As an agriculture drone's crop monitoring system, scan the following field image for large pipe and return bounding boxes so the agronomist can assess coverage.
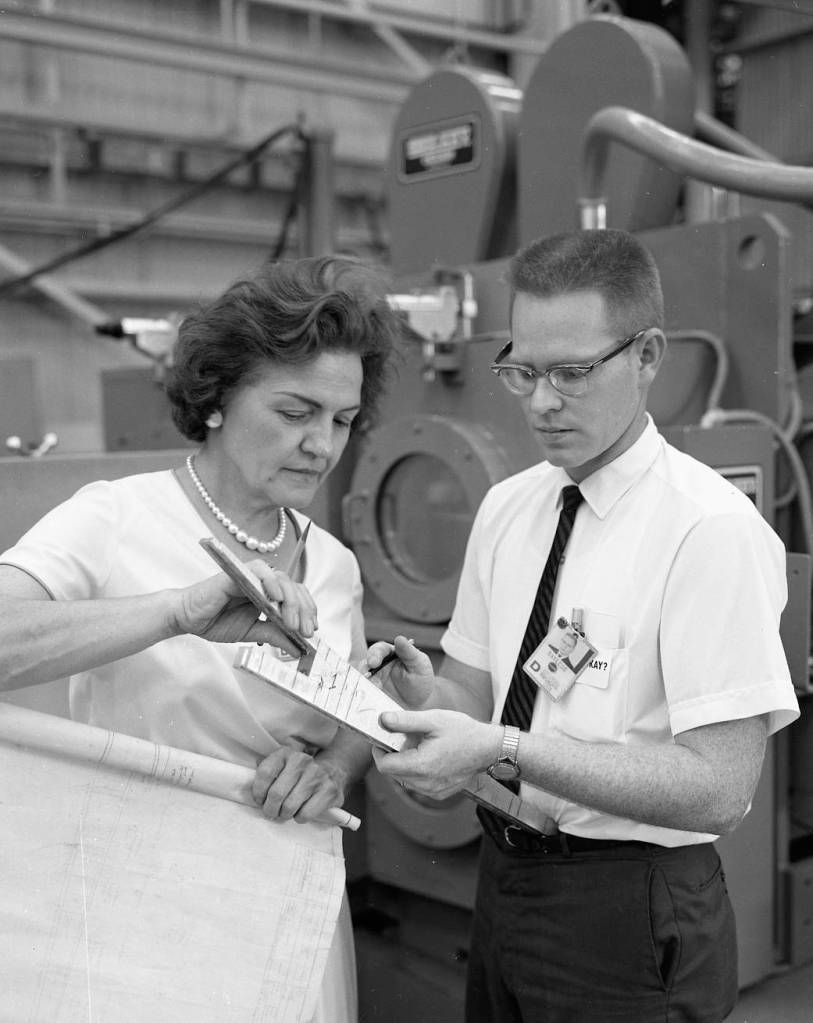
[693,110,777,163]
[579,106,813,228]
[693,111,813,217]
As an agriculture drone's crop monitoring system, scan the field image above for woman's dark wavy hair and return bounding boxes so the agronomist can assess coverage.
[167,255,401,442]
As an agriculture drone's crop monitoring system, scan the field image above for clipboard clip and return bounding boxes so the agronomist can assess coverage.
[199,537,312,660]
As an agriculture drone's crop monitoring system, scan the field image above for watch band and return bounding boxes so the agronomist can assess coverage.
[500,724,521,771]
[487,724,521,780]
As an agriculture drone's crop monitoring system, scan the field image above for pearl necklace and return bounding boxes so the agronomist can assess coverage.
[186,454,287,554]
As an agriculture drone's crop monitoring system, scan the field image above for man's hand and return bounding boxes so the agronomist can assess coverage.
[374,708,503,800]
[366,635,435,708]
[252,745,349,824]
[170,561,318,649]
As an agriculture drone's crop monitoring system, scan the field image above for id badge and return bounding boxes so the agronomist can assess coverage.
[523,615,597,702]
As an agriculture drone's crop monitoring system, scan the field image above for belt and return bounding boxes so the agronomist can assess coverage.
[477,806,649,857]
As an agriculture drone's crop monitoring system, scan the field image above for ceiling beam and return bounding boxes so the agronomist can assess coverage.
[248,0,550,55]
[0,8,415,103]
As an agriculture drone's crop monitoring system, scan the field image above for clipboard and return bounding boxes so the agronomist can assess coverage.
[201,536,552,835]
[234,644,551,835]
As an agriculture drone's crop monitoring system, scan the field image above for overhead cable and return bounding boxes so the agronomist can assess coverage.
[0,122,305,298]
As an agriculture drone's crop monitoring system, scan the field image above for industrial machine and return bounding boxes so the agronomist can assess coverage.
[4,10,813,1015]
[343,12,813,1004]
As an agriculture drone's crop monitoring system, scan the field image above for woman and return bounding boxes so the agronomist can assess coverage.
[0,255,403,1022]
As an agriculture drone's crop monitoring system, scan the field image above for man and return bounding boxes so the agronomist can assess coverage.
[370,229,799,1022]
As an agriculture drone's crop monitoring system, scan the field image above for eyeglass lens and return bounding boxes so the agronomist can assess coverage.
[495,365,587,396]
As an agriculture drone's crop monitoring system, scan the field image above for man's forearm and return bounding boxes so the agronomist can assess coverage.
[514,716,766,835]
[422,675,491,719]
[425,657,494,720]
[376,706,767,836]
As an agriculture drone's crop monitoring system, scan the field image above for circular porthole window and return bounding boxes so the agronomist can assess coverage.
[344,414,511,623]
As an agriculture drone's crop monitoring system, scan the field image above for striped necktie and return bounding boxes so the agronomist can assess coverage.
[501,483,584,734]
[476,484,584,837]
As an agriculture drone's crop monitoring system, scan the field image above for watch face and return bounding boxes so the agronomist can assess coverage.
[487,760,520,782]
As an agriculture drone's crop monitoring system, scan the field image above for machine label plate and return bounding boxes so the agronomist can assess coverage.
[717,464,763,512]
[400,119,477,178]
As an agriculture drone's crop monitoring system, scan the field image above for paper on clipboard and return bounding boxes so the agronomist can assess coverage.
[200,535,555,836]
[235,642,553,836]
[235,643,407,753]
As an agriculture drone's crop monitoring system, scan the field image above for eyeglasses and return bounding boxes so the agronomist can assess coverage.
[490,329,648,397]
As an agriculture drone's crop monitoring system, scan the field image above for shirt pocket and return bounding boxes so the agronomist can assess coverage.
[548,644,630,743]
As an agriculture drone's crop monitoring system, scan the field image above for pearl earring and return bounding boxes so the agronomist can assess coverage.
[205,410,223,429]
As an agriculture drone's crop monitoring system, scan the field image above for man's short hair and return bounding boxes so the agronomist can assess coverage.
[507,229,664,334]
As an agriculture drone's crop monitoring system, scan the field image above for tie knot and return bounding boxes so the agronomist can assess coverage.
[561,485,583,514]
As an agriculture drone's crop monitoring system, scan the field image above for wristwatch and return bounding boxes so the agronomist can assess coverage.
[487,725,521,781]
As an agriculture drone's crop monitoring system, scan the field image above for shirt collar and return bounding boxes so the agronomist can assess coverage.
[553,414,661,520]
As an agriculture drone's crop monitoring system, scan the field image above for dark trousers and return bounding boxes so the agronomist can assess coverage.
[465,835,738,1023]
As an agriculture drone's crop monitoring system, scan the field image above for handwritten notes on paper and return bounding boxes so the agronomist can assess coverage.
[0,703,344,1023]
[236,642,408,753]
[235,640,553,836]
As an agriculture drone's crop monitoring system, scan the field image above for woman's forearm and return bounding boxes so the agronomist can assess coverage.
[0,593,179,691]
[316,728,373,789]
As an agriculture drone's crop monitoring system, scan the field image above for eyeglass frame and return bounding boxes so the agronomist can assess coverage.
[490,328,649,397]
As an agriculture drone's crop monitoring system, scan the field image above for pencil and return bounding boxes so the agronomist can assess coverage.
[367,637,416,678]
[285,520,311,576]
[367,649,399,677]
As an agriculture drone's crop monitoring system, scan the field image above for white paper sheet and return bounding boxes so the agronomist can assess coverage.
[236,641,556,834]
[0,704,345,1023]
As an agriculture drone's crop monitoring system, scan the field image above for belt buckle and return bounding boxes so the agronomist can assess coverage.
[503,825,525,849]
[504,823,563,854]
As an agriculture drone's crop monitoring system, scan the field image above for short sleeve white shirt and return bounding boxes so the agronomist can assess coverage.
[442,416,799,845]
[1,470,366,768]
